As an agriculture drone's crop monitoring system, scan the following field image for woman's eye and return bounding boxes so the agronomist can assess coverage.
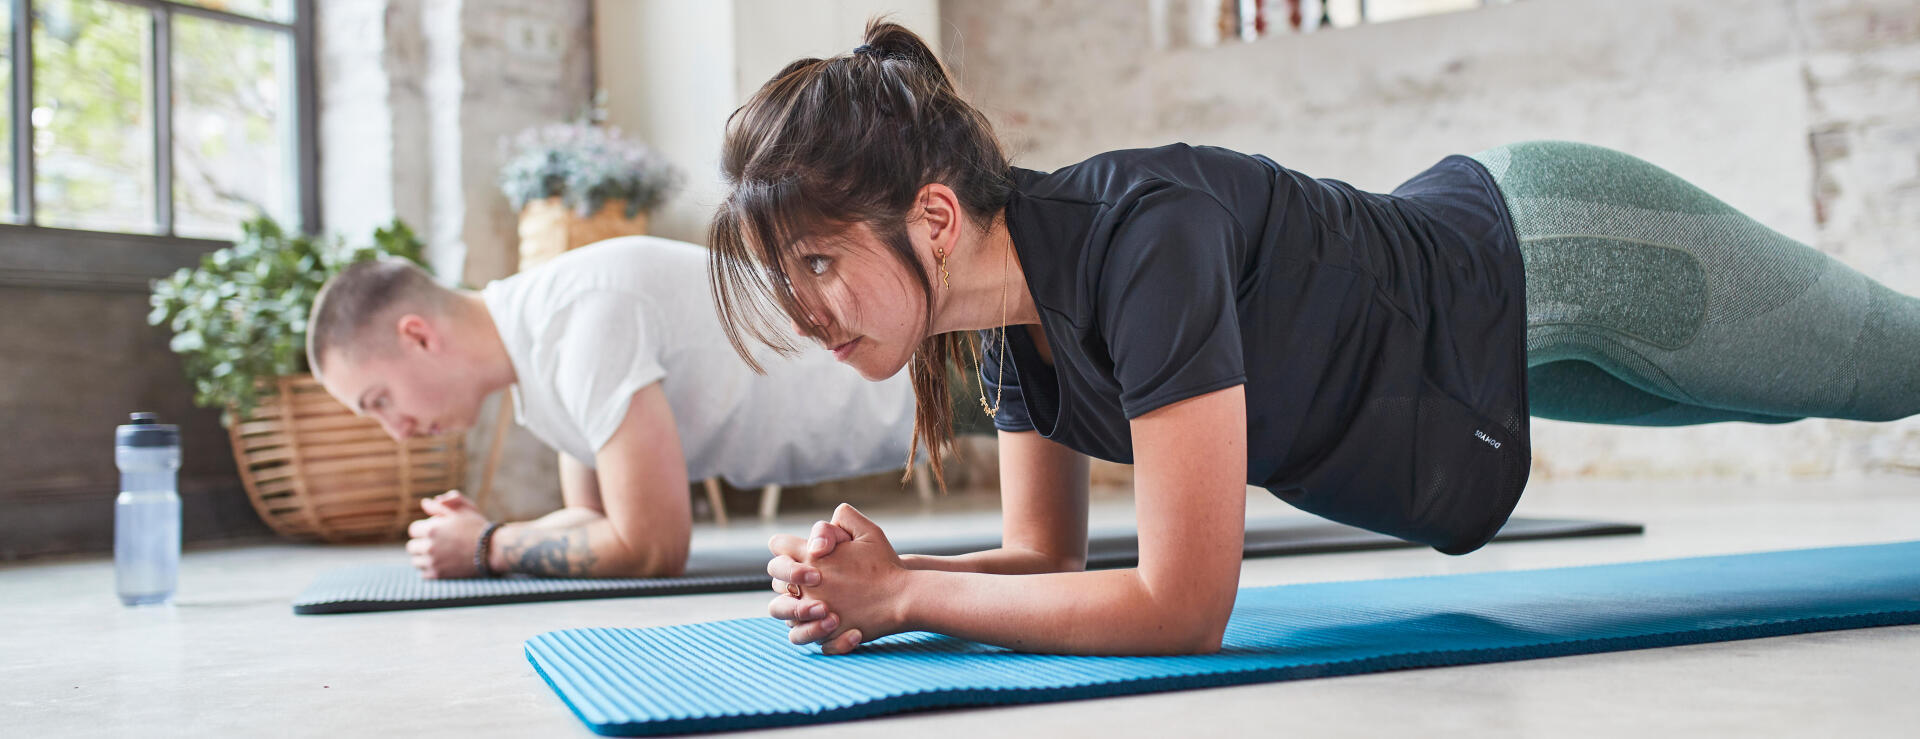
[803,255,831,275]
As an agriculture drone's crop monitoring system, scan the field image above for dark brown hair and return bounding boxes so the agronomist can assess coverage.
[708,19,1012,491]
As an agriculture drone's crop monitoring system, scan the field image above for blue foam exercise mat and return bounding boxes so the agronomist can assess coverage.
[525,540,1920,736]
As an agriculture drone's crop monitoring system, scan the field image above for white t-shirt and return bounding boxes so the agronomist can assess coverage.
[480,236,919,487]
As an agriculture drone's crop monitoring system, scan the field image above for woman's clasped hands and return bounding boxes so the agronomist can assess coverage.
[766,503,908,655]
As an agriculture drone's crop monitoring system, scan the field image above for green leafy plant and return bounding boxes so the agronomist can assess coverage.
[148,215,429,423]
[498,116,681,219]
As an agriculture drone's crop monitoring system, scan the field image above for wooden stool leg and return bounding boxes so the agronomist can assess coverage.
[758,484,782,521]
[912,461,934,502]
[703,478,729,526]
[473,395,515,515]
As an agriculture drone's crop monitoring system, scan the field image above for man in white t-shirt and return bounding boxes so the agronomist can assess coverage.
[305,236,918,578]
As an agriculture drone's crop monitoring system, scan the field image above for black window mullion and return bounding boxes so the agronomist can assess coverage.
[151,1,170,235]
[11,0,33,224]
[293,0,315,234]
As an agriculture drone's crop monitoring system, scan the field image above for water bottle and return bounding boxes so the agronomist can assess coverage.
[115,412,182,606]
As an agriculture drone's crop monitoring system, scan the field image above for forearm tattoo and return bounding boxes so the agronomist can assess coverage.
[500,525,599,577]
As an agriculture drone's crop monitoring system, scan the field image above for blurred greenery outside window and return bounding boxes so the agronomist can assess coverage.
[3,2,14,222]
[6,0,305,241]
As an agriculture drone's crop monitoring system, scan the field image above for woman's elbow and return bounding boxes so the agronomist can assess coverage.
[1151,611,1228,655]
[1150,588,1233,654]
[1181,614,1229,654]
[1130,618,1226,656]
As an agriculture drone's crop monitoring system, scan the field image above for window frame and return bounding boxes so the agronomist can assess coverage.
[1,0,317,293]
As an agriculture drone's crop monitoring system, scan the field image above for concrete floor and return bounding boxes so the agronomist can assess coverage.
[4,476,1918,737]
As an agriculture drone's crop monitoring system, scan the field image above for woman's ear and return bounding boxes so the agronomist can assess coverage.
[914,183,963,250]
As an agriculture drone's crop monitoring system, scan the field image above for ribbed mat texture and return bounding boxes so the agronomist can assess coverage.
[296,567,766,613]
[526,540,1920,736]
[293,517,1641,614]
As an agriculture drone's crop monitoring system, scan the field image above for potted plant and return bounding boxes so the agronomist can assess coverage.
[147,216,464,542]
[499,112,681,271]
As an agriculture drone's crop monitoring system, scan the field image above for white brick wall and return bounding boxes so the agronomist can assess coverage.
[942,0,1920,480]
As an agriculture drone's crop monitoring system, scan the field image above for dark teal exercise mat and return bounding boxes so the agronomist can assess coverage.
[527,540,1920,736]
[292,516,1642,614]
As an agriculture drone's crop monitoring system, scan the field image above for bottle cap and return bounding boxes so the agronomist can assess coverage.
[116,412,181,449]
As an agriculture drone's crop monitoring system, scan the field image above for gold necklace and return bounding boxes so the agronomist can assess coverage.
[973,238,1010,418]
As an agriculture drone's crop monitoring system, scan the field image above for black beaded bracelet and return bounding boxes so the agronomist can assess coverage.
[475,521,505,578]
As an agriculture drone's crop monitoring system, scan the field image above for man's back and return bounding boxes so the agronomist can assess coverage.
[482,236,918,485]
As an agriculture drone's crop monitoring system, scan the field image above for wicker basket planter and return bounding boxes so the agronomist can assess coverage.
[516,196,649,271]
[226,374,464,541]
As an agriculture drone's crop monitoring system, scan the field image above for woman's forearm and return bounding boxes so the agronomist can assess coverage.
[899,546,1080,575]
[895,567,1230,655]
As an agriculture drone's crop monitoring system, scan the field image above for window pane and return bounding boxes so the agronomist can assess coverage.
[172,15,293,239]
[1,2,13,223]
[33,0,155,233]
[1321,0,1364,29]
[173,1,293,25]
[1366,0,1485,24]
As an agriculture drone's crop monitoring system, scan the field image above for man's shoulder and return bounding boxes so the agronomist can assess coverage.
[540,236,707,287]
[499,237,709,313]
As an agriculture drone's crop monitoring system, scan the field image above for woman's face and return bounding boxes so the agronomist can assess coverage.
[783,223,933,381]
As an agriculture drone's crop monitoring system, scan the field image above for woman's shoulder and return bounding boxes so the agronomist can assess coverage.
[1019,144,1276,207]
[1073,142,1258,170]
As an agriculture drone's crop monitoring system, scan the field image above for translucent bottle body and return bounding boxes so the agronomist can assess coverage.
[114,445,181,606]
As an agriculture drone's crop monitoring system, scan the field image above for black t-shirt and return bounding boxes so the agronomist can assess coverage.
[981,144,1530,554]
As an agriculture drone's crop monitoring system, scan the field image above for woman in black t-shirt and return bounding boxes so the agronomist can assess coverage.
[708,22,1920,656]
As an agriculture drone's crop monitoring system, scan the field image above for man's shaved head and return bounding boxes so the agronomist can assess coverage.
[306,257,497,441]
[306,257,449,379]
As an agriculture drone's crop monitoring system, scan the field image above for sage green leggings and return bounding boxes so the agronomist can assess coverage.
[1470,141,1920,425]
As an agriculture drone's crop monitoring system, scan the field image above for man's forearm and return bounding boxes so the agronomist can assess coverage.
[488,521,600,577]
[525,506,605,530]
[489,517,685,578]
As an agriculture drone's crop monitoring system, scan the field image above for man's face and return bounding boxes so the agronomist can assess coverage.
[317,317,482,440]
